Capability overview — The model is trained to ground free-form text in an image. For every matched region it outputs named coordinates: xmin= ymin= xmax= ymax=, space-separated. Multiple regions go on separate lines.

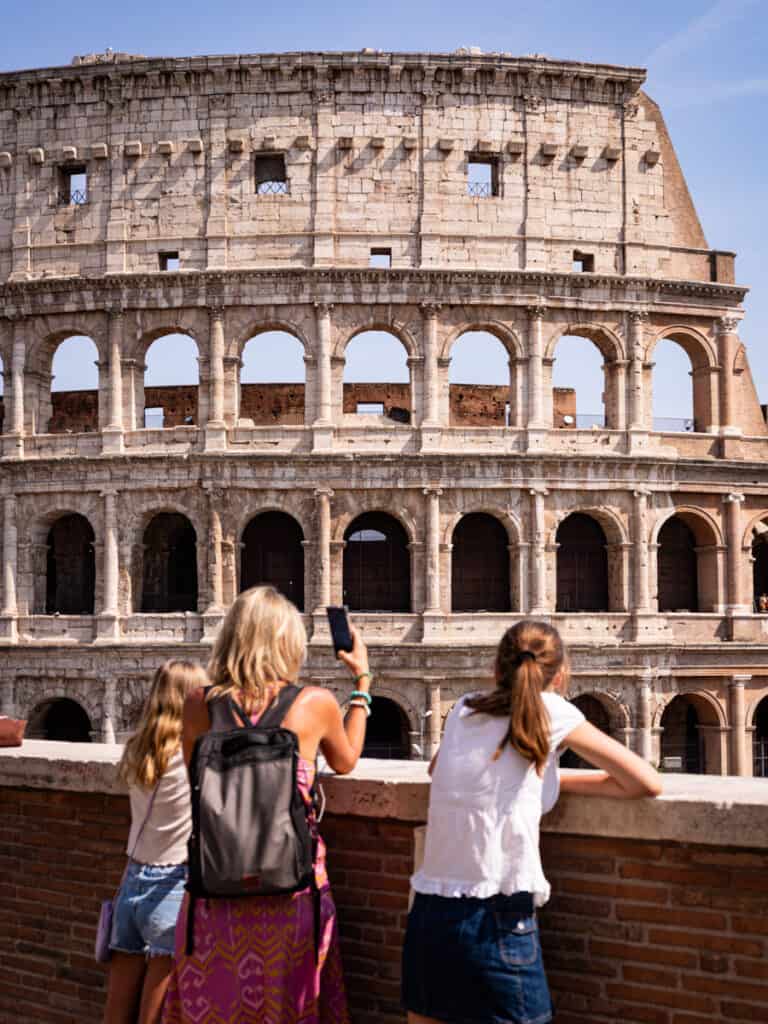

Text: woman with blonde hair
xmin=162 ymin=585 xmax=372 ymax=1024
xmin=104 ymin=659 xmax=208 ymax=1024
xmin=403 ymin=620 xmax=662 ymax=1024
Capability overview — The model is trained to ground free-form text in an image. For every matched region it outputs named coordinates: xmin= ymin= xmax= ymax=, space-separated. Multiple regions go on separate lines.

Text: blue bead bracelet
xmin=350 ymin=689 xmax=372 ymax=705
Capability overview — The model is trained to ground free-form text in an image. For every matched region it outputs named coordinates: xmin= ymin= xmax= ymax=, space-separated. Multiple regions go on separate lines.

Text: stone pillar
xmin=101 ymin=677 xmax=117 ymax=744
xmin=729 ymin=675 xmax=750 ymax=777
xmin=420 ymin=304 xmax=440 ymax=427
xmin=611 ymin=360 xmax=628 ymax=430
xmin=632 ymin=490 xmax=651 ymax=612
xmin=1 ymin=494 xmax=18 ymax=641
xmin=205 ymin=306 xmax=227 ymax=450
xmin=627 ymin=311 xmax=647 ymax=432
xmin=123 ymin=359 xmax=144 ymax=432
xmin=529 ymin=487 xmax=548 ymax=613
xmin=526 ymin=305 xmax=546 ymax=430
xmin=724 ymin=492 xmax=746 ymax=614
xmin=0 ymin=677 xmax=15 ymax=717
xmin=207 ymin=494 xmax=224 ymax=611
xmin=717 ymin=316 xmax=741 ymax=436
xmin=314 ymin=488 xmax=333 ymax=610
xmin=103 ymin=307 xmax=124 ymax=452
xmin=427 ymin=679 xmax=442 ymax=758
xmin=97 ymin=490 xmax=120 ymax=640
xmin=313 ymin=304 xmax=334 ymax=451
xmin=5 ymin=318 xmax=26 ymax=457
xmin=636 ymin=673 xmax=653 ymax=761
xmin=424 ymin=488 xmax=442 ymax=613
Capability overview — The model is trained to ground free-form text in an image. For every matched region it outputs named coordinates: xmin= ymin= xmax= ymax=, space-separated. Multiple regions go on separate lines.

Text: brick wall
xmin=2 ymin=782 xmax=767 ymax=1024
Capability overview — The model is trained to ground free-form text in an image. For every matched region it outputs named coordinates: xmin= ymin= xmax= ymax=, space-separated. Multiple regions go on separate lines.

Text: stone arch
xmin=555 ymin=511 xmax=613 ymax=613
xmin=450 ymin=511 xmax=514 ymax=612
xmin=361 ymin=691 xmax=414 ymax=759
xmin=545 ymin=323 xmax=625 ymax=364
xmin=238 ymin=327 xmax=307 ymax=426
xmin=235 ymin=319 xmax=310 ymax=357
xmin=569 ymin=688 xmax=631 ymax=733
xmin=26 ymin=696 xmax=93 ymax=742
xmin=658 ymin=690 xmax=726 ymax=774
xmin=141 ymin=329 xmax=200 ymax=429
xmin=338 ymin=326 xmax=414 ymax=425
xmin=546 ymin=324 xmax=625 ymax=430
xmin=560 ymin=690 xmax=629 ymax=769
xmin=552 ymin=505 xmax=628 ymax=612
xmin=651 ymin=507 xmax=722 ymax=613
xmin=442 ymin=321 xmax=523 ymax=362
xmin=25 ymin=328 xmax=104 ymax=435
xmin=445 ymin=324 xmax=521 ymax=427
xmin=43 ymin=513 xmax=96 ymax=615
xmin=336 ymin=321 xmax=418 ymax=361
xmin=137 ymin=509 xmax=199 ymax=613
xmin=443 ymin=507 xmax=523 ymax=548
xmin=748 ymin=514 xmax=768 ymax=612
xmin=332 ymin=505 xmax=418 ymax=546
xmin=342 ymin=511 xmax=411 ymax=613
xmin=647 ymin=326 xmax=718 ymax=433
xmin=240 ymin=510 xmax=305 ymax=611
xmin=746 ymin=691 xmax=768 ymax=731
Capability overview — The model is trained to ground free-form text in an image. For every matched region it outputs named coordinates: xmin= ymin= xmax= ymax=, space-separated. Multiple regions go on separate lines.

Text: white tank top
xmin=411 ymin=691 xmax=585 ymax=906
xmin=127 ymin=750 xmax=192 ymax=866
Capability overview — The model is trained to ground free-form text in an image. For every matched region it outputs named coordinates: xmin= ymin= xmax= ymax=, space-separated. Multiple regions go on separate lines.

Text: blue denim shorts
xmin=110 ymin=861 xmax=186 ymax=958
xmin=402 ymin=892 xmax=553 ymax=1024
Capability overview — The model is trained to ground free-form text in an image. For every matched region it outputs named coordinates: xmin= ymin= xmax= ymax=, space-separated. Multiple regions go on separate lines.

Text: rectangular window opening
xmin=159 ymin=252 xmax=180 ymax=272
xmin=369 ymin=248 xmax=392 ymax=269
xmin=59 ymin=165 xmax=88 ymax=206
xmin=255 ymin=154 xmax=288 ymax=195
xmin=467 ymin=157 xmax=499 ymax=198
xmin=144 ymin=407 xmax=165 ymax=429
xmin=356 ymin=402 xmax=385 ymax=415
xmin=573 ymin=251 xmax=595 ymax=273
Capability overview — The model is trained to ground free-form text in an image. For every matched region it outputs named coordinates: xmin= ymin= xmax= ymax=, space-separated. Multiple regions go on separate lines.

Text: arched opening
xmin=448 ymin=331 xmax=513 ymax=427
xmin=753 ymin=696 xmax=768 ymax=777
xmin=343 ymin=512 xmax=410 ymax=612
xmin=342 ymin=331 xmax=411 ymax=424
xmin=658 ymin=516 xmax=698 ymax=612
xmin=144 ymin=334 xmax=199 ymax=428
xmin=556 ymin=513 xmax=609 ymax=612
xmin=551 ymin=335 xmax=608 ymax=429
xmin=451 ymin=513 xmax=511 ymax=612
xmin=26 ymin=697 xmax=92 ymax=742
xmin=751 ymin=520 xmax=768 ymax=612
xmin=49 ymin=336 xmax=100 ymax=434
xmin=45 ymin=514 xmax=95 ymax=614
xmin=239 ymin=330 xmax=305 ymax=425
xmin=660 ymin=694 xmax=720 ymax=773
xmin=361 ymin=696 xmax=411 ymax=759
xmin=240 ymin=512 xmax=305 ymax=611
xmin=651 ymin=334 xmax=714 ymax=433
xmin=560 ymin=694 xmax=611 ymax=769
xmin=140 ymin=513 xmax=198 ymax=612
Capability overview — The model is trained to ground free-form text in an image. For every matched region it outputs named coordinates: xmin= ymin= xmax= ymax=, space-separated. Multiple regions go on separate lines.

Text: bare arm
xmin=319 ymin=625 xmax=372 ymax=775
xmin=558 ymin=722 xmax=662 ymax=799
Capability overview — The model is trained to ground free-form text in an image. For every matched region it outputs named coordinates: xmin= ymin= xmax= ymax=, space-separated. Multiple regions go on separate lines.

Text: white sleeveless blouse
xmin=411 ymin=691 xmax=585 ymax=906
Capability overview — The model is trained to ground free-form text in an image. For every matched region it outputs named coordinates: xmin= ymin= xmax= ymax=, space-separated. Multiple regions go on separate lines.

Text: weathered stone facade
xmin=0 ymin=50 xmax=767 ymax=773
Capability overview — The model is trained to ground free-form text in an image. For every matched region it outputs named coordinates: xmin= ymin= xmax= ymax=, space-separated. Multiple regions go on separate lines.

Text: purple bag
xmin=94 ymin=783 xmax=159 ymax=964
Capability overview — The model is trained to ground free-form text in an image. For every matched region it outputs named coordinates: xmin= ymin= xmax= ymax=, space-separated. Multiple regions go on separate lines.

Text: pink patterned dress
xmin=161 ymin=759 xmax=350 ymax=1024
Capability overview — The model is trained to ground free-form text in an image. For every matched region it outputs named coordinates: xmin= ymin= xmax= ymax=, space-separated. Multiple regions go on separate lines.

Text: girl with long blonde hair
xmin=105 ymin=659 xmax=208 ymax=1024
xmin=403 ymin=620 xmax=662 ymax=1024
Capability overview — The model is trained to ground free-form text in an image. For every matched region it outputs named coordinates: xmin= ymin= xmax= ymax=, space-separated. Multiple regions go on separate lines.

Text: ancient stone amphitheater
xmin=1 ymin=48 xmax=766 ymax=775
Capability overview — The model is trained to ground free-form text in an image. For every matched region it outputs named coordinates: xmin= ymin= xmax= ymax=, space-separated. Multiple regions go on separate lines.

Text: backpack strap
xmin=258 ymin=684 xmax=302 ymax=729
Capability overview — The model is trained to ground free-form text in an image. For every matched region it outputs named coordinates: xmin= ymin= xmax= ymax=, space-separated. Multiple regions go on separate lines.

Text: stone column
xmin=724 ymin=492 xmax=746 ymax=614
xmin=101 ymin=677 xmax=117 ymax=744
xmin=628 ymin=311 xmax=647 ymax=432
xmin=529 ymin=487 xmax=548 ymax=613
xmin=103 ymin=307 xmax=124 ymax=452
xmin=1 ymin=495 xmax=18 ymax=641
xmin=717 ymin=316 xmax=741 ymax=435
xmin=611 ymin=360 xmax=628 ymax=430
xmin=427 ymin=679 xmax=442 ymax=757
xmin=205 ymin=306 xmax=227 ymax=450
xmin=729 ymin=674 xmax=750 ymax=777
xmin=97 ymin=490 xmax=120 ymax=639
xmin=314 ymin=302 xmax=333 ymax=421
xmin=314 ymin=488 xmax=333 ymax=610
xmin=632 ymin=490 xmax=651 ymax=612
xmin=636 ymin=673 xmax=653 ymax=761
xmin=207 ymin=494 xmax=224 ymax=611
xmin=424 ymin=488 xmax=442 ymax=613
xmin=420 ymin=304 xmax=440 ymax=427
xmin=526 ymin=305 xmax=546 ymax=429
xmin=5 ymin=318 xmax=26 ymax=457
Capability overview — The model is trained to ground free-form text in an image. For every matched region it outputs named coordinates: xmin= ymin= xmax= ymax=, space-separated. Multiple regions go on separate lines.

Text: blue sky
xmin=2 ymin=0 xmax=766 ymax=418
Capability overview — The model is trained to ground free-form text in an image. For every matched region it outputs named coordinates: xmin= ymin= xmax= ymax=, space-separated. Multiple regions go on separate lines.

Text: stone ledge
xmin=2 ymin=741 xmax=767 ymax=849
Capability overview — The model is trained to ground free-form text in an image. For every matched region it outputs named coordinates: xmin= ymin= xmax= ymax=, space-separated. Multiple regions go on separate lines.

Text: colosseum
xmin=0 ymin=47 xmax=766 ymax=776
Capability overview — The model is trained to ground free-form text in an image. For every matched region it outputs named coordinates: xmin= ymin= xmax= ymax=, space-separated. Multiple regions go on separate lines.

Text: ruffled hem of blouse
xmin=411 ymin=873 xmax=550 ymax=905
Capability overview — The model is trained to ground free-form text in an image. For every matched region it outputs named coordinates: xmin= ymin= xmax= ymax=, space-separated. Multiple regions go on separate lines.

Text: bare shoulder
xmin=297 ymin=685 xmax=340 ymax=713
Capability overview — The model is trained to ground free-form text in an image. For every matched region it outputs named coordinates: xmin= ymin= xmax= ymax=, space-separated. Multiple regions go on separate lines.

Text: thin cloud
xmin=664 ymin=76 xmax=768 ymax=108
xmin=647 ymin=0 xmax=760 ymax=65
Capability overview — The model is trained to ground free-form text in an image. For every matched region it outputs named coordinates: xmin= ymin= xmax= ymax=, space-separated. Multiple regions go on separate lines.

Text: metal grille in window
xmin=58 ymin=187 xmax=88 ymax=205
xmin=256 ymin=179 xmax=289 ymax=195
xmin=467 ymin=180 xmax=492 ymax=197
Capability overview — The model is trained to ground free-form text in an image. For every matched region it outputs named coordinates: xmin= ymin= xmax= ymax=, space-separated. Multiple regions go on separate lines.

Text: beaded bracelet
xmin=353 ymin=671 xmax=371 ymax=684
xmin=350 ymin=689 xmax=372 ymax=705
xmin=348 ymin=699 xmax=371 ymax=718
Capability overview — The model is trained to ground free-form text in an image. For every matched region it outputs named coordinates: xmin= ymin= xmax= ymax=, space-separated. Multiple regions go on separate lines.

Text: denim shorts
xmin=110 ymin=860 xmax=186 ymax=958
xmin=402 ymin=891 xmax=553 ymax=1024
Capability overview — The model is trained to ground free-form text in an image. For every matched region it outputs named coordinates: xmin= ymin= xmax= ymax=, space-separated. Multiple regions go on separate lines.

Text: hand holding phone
xmin=326 ymin=607 xmax=370 ymax=682
xmin=326 ymin=606 xmax=353 ymax=654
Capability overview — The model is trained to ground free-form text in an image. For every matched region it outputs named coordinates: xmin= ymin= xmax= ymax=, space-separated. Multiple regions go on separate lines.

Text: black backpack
xmin=185 ymin=684 xmax=319 ymax=956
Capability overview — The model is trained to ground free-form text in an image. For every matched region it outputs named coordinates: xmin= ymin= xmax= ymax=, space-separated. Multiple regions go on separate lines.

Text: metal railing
xmin=574 ymin=413 xmax=606 ymax=429
xmin=256 ymin=180 xmax=289 ymax=195
xmin=753 ymin=739 xmax=768 ymax=778
xmin=467 ymin=180 xmax=493 ymax=197
xmin=58 ymin=188 xmax=88 ymax=206
xmin=653 ymin=417 xmax=695 ymax=433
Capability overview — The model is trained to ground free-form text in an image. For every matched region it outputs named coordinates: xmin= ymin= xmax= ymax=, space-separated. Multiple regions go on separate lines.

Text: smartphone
xmin=326 ymin=606 xmax=354 ymax=655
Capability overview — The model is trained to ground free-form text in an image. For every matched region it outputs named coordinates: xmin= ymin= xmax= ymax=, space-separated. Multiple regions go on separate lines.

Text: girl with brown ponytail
xmin=403 ymin=620 xmax=661 ymax=1024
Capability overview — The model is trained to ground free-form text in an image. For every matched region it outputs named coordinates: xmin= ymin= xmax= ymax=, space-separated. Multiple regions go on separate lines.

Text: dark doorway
xmin=660 ymin=697 xmax=704 ymax=774
xmin=752 ymin=527 xmax=768 ymax=611
xmin=240 ymin=512 xmax=305 ymax=611
xmin=46 ymin=514 xmax=95 ymax=614
xmin=141 ymin=513 xmax=198 ymax=612
xmin=362 ymin=697 xmax=411 ymax=759
xmin=556 ymin=513 xmax=609 ymax=612
xmin=658 ymin=516 xmax=698 ymax=612
xmin=343 ymin=513 xmax=410 ymax=612
xmin=754 ymin=696 xmax=768 ymax=778
xmin=560 ymin=694 xmax=611 ymax=769
xmin=26 ymin=698 xmax=92 ymax=742
xmin=452 ymin=513 xmax=510 ymax=612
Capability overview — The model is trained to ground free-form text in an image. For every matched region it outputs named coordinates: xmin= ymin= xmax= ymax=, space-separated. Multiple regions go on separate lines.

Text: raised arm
xmin=558 ymin=722 xmax=662 ymax=799
xmin=319 ymin=625 xmax=372 ymax=775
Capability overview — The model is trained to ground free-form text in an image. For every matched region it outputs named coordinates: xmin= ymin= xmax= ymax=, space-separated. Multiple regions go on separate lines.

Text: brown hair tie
xmin=516 ymin=650 xmax=536 ymax=665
